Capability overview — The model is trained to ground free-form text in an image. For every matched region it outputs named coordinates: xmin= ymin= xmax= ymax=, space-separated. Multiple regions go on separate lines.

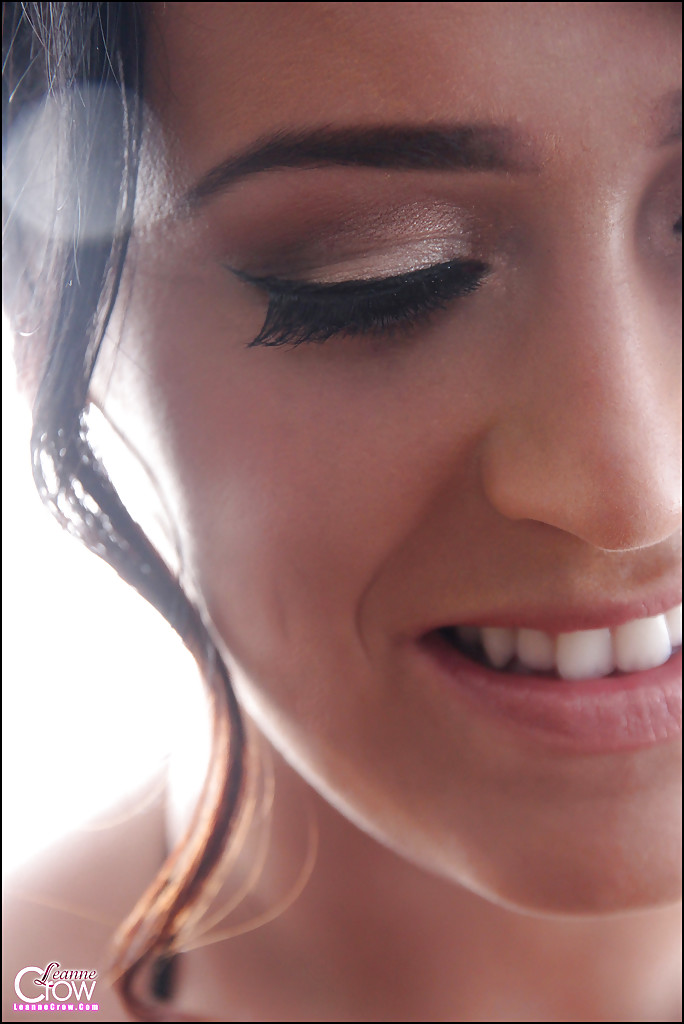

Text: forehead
xmin=146 ymin=1 xmax=681 ymax=172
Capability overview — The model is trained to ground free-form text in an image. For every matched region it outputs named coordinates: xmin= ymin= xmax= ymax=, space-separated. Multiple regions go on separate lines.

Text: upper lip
xmin=417 ymin=588 xmax=682 ymax=637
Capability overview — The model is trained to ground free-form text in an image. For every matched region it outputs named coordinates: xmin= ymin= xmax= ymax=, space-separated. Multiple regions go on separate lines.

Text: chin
xmin=464 ymin=854 xmax=683 ymax=918
xmin=419 ymin=810 xmax=684 ymax=918
xmin=230 ymin=652 xmax=682 ymax=920
xmin=334 ymin=762 xmax=683 ymax=919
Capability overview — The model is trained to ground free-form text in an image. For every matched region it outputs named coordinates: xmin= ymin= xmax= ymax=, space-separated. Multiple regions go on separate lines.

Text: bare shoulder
xmin=3 ymin=776 xmax=167 ymax=1023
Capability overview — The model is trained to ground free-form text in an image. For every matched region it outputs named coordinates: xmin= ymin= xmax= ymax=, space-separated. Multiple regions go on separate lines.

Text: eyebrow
xmin=183 ymin=123 xmax=539 ymax=209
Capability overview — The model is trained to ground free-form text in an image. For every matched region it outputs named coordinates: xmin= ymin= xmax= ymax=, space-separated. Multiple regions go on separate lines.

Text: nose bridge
xmin=480 ymin=233 xmax=682 ymax=552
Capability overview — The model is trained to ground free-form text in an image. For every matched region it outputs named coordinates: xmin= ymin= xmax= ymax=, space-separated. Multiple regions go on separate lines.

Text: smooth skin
xmin=11 ymin=3 xmax=682 ymax=1021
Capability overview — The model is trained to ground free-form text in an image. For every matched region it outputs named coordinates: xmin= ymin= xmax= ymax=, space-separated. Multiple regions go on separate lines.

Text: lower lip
xmin=414 ymin=632 xmax=682 ymax=754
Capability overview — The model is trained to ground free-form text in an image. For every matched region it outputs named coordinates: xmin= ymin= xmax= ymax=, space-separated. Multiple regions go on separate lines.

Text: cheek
xmin=120 ymin=267 xmax=491 ymax=679
xmin=104 ymin=265 xmax=504 ymax=830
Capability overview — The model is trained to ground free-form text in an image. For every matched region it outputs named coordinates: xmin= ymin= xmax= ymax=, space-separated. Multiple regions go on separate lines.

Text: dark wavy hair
xmin=2 ymin=4 xmax=247 ymax=1019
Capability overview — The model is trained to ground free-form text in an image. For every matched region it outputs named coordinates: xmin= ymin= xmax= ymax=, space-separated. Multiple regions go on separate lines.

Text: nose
xmin=480 ymin=249 xmax=681 ymax=552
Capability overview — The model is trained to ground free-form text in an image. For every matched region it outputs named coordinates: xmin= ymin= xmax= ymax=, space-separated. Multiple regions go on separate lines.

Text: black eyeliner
xmin=229 ymin=258 xmax=489 ymax=348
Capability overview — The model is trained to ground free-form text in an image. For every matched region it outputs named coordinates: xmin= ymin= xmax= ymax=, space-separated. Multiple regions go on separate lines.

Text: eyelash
xmin=230 ymin=258 xmax=490 ymax=348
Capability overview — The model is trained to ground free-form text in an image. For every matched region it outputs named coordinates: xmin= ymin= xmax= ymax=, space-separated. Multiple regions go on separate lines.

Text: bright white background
xmin=2 ymin=315 xmax=204 ymax=876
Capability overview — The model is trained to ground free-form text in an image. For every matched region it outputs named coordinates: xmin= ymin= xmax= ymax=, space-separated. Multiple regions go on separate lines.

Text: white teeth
xmin=613 ymin=614 xmax=672 ymax=673
xmin=480 ymin=627 xmax=516 ymax=668
xmin=556 ymin=628 xmax=613 ymax=681
xmin=451 ymin=602 xmax=681 ymax=679
xmin=517 ymin=629 xmax=556 ymax=671
xmin=665 ymin=605 xmax=682 ymax=647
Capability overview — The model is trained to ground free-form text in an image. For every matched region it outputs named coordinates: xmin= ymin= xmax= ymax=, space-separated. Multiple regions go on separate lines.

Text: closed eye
xmin=229 ymin=258 xmax=490 ymax=348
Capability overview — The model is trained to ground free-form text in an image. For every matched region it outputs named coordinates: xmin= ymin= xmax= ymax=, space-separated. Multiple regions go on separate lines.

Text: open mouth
xmin=433 ymin=603 xmax=682 ymax=681
xmin=414 ymin=604 xmax=682 ymax=752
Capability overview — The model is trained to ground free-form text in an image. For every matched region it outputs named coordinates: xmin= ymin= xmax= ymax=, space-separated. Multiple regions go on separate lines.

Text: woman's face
xmin=94 ymin=2 xmax=682 ymax=912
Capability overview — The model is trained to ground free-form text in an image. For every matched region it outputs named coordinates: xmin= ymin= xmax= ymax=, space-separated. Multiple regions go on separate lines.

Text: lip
xmin=416 ymin=590 xmax=682 ymax=636
xmin=412 ymin=631 xmax=682 ymax=754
